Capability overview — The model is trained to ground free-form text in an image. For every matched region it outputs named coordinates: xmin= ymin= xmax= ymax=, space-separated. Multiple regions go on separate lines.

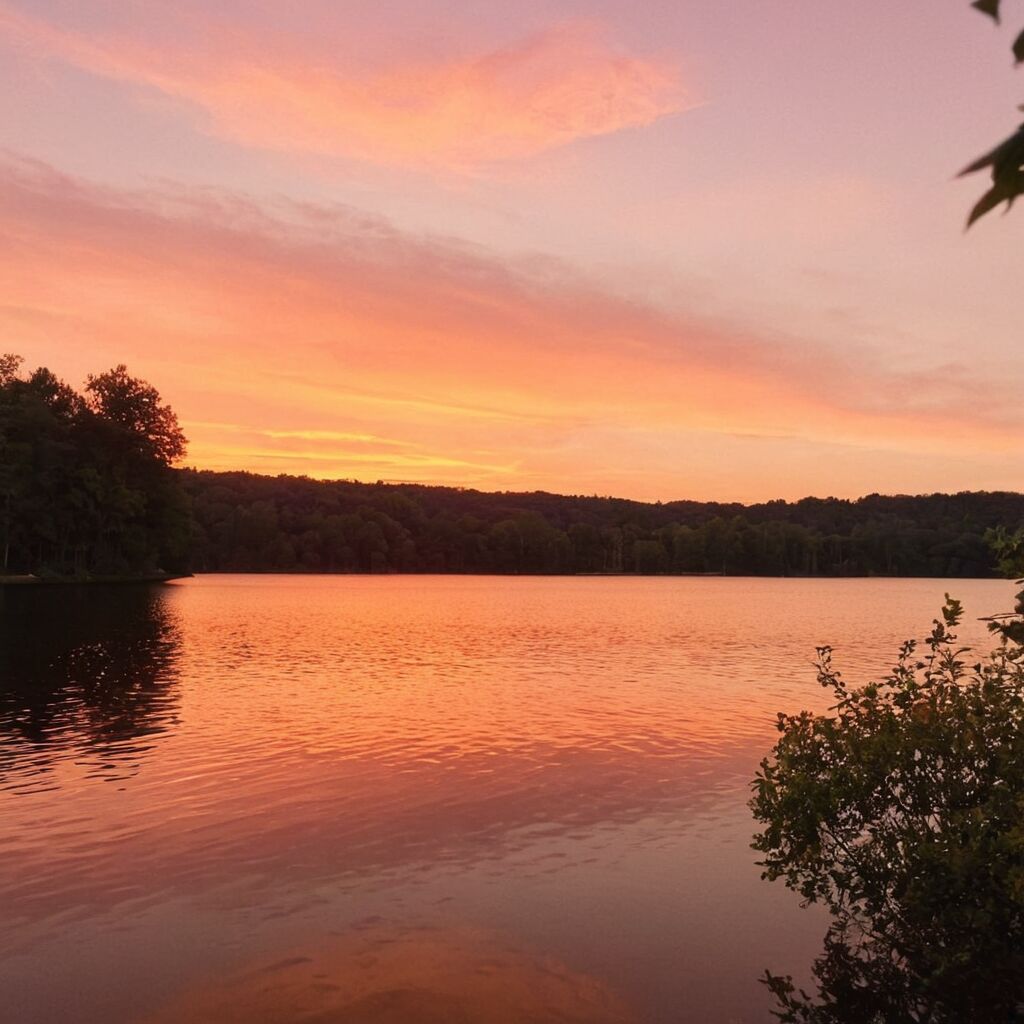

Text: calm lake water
xmin=0 ymin=576 xmax=1011 ymax=1023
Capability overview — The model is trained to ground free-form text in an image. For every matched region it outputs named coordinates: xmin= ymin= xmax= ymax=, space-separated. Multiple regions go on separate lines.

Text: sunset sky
xmin=2 ymin=0 xmax=1021 ymax=501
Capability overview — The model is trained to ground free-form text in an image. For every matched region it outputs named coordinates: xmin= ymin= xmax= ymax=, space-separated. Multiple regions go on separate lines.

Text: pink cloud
xmin=0 ymin=6 xmax=691 ymax=173
xmin=1 ymin=156 xmax=1019 ymax=497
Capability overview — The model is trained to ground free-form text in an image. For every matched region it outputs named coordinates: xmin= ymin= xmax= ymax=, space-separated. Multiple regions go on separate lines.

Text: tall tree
xmin=85 ymin=364 xmax=186 ymax=465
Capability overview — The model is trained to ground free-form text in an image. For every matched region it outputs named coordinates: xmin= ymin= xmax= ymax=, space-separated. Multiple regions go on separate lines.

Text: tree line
xmin=183 ymin=470 xmax=1024 ymax=578
xmin=5 ymin=355 xmax=1023 ymax=580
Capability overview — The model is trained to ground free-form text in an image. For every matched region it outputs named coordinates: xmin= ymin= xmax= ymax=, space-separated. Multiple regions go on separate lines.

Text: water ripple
xmin=0 ymin=575 xmax=1010 ymax=1023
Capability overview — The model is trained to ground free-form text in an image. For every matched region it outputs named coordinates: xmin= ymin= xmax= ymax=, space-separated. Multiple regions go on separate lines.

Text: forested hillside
xmin=182 ymin=470 xmax=1024 ymax=577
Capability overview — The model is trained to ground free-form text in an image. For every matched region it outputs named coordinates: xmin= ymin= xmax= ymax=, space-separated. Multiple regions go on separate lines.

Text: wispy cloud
xmin=0 ymin=6 xmax=691 ymax=173
xmin=182 ymin=420 xmax=516 ymax=483
xmin=1 ymin=155 xmax=1019 ymax=497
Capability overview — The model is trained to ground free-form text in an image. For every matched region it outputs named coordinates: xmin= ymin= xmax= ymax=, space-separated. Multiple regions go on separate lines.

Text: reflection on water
xmin=0 ymin=585 xmax=180 ymax=789
xmin=0 ymin=576 xmax=1011 ymax=1023
xmin=144 ymin=924 xmax=634 ymax=1024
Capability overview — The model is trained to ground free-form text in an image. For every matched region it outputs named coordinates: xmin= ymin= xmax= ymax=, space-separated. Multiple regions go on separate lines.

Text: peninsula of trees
xmin=4 ymin=354 xmax=1023 ymax=580
xmin=0 ymin=355 xmax=189 ymax=579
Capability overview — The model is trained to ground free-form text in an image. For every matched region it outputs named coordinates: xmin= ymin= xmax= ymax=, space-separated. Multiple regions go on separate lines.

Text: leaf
xmin=958 ymin=123 xmax=1024 ymax=178
xmin=966 ymin=171 xmax=1024 ymax=227
xmin=972 ymin=0 xmax=1001 ymax=22
xmin=972 ymin=0 xmax=1001 ymax=23
xmin=1015 ymin=27 xmax=1024 ymax=64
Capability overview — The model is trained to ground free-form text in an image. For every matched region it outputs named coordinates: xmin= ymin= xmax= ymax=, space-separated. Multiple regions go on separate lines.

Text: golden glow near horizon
xmin=1 ymin=1 xmax=1021 ymax=501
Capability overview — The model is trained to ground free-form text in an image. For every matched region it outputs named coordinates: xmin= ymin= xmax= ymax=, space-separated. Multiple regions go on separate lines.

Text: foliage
xmin=181 ymin=470 xmax=1024 ymax=577
xmin=983 ymin=527 xmax=1024 ymax=644
xmin=0 ymin=354 xmax=190 ymax=576
xmin=751 ymin=594 xmax=1024 ymax=1021
xmin=987 ymin=525 xmax=1024 ymax=579
xmin=961 ymin=1 xmax=1024 ymax=225
xmin=85 ymin=364 xmax=186 ymax=466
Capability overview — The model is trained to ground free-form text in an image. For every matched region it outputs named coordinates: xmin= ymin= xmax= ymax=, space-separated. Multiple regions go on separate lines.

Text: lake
xmin=0 ymin=576 xmax=1011 ymax=1023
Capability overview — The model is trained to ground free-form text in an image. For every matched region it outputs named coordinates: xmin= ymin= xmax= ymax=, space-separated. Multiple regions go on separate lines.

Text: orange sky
xmin=2 ymin=1 xmax=1022 ymax=500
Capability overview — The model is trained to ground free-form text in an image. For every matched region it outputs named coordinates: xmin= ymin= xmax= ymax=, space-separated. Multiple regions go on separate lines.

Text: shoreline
xmin=184 ymin=570 xmax=1003 ymax=581
xmin=0 ymin=572 xmax=194 ymax=587
xmin=2 ymin=570 xmax=1008 ymax=583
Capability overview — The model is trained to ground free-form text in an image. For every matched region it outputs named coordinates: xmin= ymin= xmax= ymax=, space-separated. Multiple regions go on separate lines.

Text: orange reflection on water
xmin=144 ymin=924 xmax=634 ymax=1024
xmin=0 ymin=576 xmax=1010 ymax=1023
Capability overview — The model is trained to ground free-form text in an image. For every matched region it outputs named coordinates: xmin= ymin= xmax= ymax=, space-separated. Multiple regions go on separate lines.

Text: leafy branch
xmin=751 ymin=594 xmax=1024 ymax=1020
xmin=962 ymin=0 xmax=1024 ymax=225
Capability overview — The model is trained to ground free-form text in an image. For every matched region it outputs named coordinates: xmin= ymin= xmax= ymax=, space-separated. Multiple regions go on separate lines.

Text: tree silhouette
xmin=0 ymin=355 xmax=189 ymax=576
xmin=85 ymin=363 xmax=186 ymax=465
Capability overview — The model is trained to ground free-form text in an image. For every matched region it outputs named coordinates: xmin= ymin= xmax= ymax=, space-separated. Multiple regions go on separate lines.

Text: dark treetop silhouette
xmin=182 ymin=470 xmax=1024 ymax=578
xmin=0 ymin=355 xmax=190 ymax=578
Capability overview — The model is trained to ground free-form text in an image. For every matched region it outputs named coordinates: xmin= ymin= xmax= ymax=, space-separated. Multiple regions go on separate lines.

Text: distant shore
xmin=0 ymin=572 xmax=193 ymax=586
xmin=3 ymin=569 xmax=1011 ymax=584
xmin=181 ymin=569 xmax=1001 ymax=580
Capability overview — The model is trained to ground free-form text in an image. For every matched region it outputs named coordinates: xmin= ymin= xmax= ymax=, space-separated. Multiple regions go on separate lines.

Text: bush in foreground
xmin=752 ymin=591 xmax=1024 ymax=1022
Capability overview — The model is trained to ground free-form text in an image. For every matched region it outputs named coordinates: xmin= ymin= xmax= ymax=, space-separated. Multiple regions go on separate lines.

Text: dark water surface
xmin=0 ymin=576 xmax=1010 ymax=1023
